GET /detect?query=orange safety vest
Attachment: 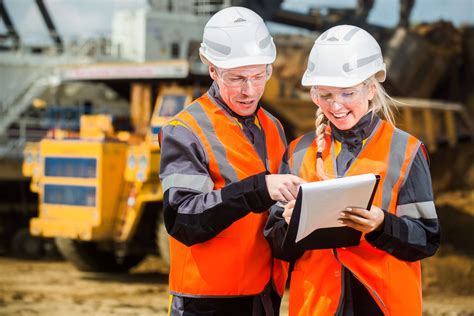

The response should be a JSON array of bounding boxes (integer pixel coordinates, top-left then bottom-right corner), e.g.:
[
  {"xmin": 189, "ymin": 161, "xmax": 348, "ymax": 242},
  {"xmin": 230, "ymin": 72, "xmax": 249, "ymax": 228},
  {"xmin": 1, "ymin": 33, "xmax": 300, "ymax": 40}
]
[
  {"xmin": 287, "ymin": 120, "xmax": 422, "ymax": 316},
  {"xmin": 168, "ymin": 93, "xmax": 288, "ymax": 297}
]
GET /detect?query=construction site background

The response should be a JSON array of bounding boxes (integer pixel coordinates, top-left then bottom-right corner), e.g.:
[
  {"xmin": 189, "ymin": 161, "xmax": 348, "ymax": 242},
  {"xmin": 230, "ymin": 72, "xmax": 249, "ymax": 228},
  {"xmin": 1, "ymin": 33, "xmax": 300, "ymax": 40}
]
[{"xmin": 0, "ymin": 1, "xmax": 472, "ymax": 315}]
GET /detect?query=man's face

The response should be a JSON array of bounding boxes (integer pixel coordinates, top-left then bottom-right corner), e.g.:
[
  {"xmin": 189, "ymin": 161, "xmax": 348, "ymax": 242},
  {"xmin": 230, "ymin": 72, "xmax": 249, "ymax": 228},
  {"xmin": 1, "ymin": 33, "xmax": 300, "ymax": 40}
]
[{"xmin": 210, "ymin": 64, "xmax": 268, "ymax": 117}]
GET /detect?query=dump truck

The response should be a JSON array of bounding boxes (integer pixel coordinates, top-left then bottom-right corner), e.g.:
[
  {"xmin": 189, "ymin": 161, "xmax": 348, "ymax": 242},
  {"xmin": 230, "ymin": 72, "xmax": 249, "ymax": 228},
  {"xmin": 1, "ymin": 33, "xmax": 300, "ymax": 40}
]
[{"xmin": 22, "ymin": 84, "xmax": 195, "ymax": 271}]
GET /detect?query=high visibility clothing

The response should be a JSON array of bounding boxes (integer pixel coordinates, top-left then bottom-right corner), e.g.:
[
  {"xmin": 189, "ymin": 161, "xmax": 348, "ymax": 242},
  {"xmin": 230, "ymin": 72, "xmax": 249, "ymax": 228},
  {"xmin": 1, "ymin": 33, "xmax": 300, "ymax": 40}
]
[
  {"xmin": 287, "ymin": 120, "xmax": 423, "ymax": 315},
  {"xmin": 167, "ymin": 92, "xmax": 288, "ymax": 297}
]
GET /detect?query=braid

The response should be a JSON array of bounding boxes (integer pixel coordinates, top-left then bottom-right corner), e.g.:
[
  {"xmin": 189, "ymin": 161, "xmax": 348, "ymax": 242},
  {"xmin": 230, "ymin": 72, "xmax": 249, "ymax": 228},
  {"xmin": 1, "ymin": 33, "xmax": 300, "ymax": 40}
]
[{"xmin": 315, "ymin": 107, "xmax": 329, "ymax": 180}]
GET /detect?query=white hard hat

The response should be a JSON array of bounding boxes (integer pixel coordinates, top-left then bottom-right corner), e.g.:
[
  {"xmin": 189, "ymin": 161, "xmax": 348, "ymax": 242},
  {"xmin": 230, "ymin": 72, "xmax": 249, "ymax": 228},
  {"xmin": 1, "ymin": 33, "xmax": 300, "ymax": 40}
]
[
  {"xmin": 199, "ymin": 6, "xmax": 276, "ymax": 69},
  {"xmin": 302, "ymin": 25, "xmax": 386, "ymax": 88}
]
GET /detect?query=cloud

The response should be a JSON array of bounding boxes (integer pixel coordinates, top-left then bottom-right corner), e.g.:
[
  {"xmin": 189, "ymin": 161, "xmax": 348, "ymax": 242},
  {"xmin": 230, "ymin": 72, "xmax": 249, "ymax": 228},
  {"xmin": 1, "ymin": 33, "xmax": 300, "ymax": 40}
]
[
  {"xmin": 46, "ymin": 1, "xmax": 112, "ymax": 39},
  {"xmin": 4, "ymin": 0, "xmax": 147, "ymax": 45}
]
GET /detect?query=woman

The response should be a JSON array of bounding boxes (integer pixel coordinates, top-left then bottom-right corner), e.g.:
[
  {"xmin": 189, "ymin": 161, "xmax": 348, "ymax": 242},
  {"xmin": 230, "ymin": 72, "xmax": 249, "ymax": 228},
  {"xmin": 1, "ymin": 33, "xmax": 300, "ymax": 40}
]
[{"xmin": 265, "ymin": 25, "xmax": 440, "ymax": 315}]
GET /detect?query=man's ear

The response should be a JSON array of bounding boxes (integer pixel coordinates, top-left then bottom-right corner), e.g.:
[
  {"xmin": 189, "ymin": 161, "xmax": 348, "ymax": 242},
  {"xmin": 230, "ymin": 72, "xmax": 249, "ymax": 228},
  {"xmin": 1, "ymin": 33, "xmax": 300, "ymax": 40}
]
[
  {"xmin": 266, "ymin": 64, "xmax": 273, "ymax": 79},
  {"xmin": 209, "ymin": 65, "xmax": 218, "ymax": 81}
]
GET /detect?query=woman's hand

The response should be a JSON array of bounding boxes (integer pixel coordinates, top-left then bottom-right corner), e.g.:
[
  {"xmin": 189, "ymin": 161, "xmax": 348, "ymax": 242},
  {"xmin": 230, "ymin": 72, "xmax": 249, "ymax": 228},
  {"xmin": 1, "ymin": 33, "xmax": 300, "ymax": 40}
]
[
  {"xmin": 337, "ymin": 205, "xmax": 385, "ymax": 233},
  {"xmin": 282, "ymin": 199, "xmax": 296, "ymax": 225}
]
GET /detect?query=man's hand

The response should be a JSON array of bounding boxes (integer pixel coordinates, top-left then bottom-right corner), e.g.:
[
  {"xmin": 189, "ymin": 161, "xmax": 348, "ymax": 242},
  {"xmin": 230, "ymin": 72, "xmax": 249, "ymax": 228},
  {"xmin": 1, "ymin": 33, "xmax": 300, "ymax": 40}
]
[
  {"xmin": 337, "ymin": 205, "xmax": 385, "ymax": 233},
  {"xmin": 265, "ymin": 174, "xmax": 305, "ymax": 202}
]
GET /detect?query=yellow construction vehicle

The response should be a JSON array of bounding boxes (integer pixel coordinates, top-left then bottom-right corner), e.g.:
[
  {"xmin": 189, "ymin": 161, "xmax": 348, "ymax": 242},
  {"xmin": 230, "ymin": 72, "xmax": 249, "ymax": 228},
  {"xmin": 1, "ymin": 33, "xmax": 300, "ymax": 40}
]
[{"xmin": 22, "ymin": 84, "xmax": 193, "ymax": 271}]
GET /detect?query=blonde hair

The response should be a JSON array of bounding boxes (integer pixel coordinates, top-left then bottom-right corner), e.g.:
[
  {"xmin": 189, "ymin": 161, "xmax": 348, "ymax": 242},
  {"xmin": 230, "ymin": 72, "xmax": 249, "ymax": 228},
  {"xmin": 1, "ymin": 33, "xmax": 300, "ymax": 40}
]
[
  {"xmin": 315, "ymin": 107, "xmax": 330, "ymax": 180},
  {"xmin": 313, "ymin": 75, "xmax": 396, "ymax": 180},
  {"xmin": 365, "ymin": 76, "xmax": 396, "ymax": 126}
]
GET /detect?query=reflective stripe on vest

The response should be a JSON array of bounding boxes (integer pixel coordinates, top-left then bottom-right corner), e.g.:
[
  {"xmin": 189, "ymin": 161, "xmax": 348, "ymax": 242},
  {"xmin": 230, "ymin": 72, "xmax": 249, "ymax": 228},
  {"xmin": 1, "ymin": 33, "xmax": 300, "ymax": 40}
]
[
  {"xmin": 261, "ymin": 108, "xmax": 287, "ymax": 148},
  {"xmin": 187, "ymin": 102, "xmax": 239, "ymax": 184},
  {"xmin": 290, "ymin": 131, "xmax": 315, "ymax": 176},
  {"xmin": 287, "ymin": 121, "xmax": 422, "ymax": 316},
  {"xmin": 166, "ymin": 93, "xmax": 288, "ymax": 297},
  {"xmin": 162, "ymin": 173, "xmax": 214, "ymax": 194}
]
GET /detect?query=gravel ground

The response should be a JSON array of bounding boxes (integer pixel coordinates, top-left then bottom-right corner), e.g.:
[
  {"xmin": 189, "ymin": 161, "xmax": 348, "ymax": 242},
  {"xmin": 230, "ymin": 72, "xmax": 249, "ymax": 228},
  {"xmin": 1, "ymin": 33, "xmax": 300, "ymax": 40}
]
[{"xmin": 1, "ymin": 255, "xmax": 473, "ymax": 316}]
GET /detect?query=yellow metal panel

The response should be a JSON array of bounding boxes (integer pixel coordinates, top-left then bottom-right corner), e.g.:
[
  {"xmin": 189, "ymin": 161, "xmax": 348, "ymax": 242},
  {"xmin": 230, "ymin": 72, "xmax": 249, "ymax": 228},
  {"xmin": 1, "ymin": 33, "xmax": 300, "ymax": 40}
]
[
  {"xmin": 30, "ymin": 218, "xmax": 94, "ymax": 240},
  {"xmin": 42, "ymin": 178, "xmax": 97, "ymax": 185},
  {"xmin": 124, "ymin": 144, "xmax": 161, "ymax": 183},
  {"xmin": 39, "ymin": 204, "xmax": 97, "ymax": 223},
  {"xmin": 116, "ymin": 182, "xmax": 163, "ymax": 242},
  {"xmin": 41, "ymin": 139, "xmax": 104, "ymax": 156},
  {"xmin": 97, "ymin": 142, "xmax": 127, "ymax": 237},
  {"xmin": 33, "ymin": 139, "xmax": 127, "ymax": 241},
  {"xmin": 80, "ymin": 115, "xmax": 115, "ymax": 139},
  {"xmin": 131, "ymin": 83, "xmax": 152, "ymax": 136}
]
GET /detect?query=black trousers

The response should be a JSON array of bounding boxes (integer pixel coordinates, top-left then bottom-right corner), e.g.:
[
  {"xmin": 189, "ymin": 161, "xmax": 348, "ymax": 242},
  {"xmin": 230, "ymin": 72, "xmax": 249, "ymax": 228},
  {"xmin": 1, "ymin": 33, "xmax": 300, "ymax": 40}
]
[
  {"xmin": 169, "ymin": 289, "xmax": 281, "ymax": 316},
  {"xmin": 341, "ymin": 269, "xmax": 384, "ymax": 316}
]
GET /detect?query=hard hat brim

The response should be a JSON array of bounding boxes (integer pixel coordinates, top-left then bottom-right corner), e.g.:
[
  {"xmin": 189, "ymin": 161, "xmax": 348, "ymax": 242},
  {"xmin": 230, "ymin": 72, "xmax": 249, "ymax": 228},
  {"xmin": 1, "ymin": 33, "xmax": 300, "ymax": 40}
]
[
  {"xmin": 302, "ymin": 69, "xmax": 386, "ymax": 88},
  {"xmin": 209, "ymin": 55, "xmax": 276, "ymax": 69}
]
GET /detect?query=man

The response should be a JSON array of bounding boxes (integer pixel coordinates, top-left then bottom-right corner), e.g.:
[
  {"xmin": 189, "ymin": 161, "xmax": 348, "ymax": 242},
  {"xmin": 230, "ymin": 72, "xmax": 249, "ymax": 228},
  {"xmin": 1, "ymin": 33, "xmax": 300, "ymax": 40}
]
[{"xmin": 159, "ymin": 6, "xmax": 304, "ymax": 316}]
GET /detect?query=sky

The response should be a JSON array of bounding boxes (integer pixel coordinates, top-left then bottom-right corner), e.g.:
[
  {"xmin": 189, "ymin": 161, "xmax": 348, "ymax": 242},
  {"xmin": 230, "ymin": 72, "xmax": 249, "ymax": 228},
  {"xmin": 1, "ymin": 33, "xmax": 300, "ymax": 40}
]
[{"xmin": 1, "ymin": 0, "xmax": 473, "ymax": 46}]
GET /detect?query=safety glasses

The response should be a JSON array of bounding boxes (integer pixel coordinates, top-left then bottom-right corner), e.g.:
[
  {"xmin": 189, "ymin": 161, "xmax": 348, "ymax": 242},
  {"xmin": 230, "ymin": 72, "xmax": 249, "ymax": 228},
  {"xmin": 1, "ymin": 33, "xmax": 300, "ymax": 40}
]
[
  {"xmin": 215, "ymin": 65, "xmax": 271, "ymax": 88},
  {"xmin": 310, "ymin": 83, "xmax": 367, "ymax": 106}
]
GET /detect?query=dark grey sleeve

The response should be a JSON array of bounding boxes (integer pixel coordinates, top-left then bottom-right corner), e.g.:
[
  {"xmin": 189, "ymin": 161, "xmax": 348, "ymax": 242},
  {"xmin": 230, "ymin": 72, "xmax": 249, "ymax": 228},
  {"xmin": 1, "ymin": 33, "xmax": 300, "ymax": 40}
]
[
  {"xmin": 366, "ymin": 146, "xmax": 440, "ymax": 261},
  {"xmin": 264, "ymin": 149, "xmax": 305, "ymax": 261},
  {"xmin": 159, "ymin": 123, "xmax": 274, "ymax": 247}
]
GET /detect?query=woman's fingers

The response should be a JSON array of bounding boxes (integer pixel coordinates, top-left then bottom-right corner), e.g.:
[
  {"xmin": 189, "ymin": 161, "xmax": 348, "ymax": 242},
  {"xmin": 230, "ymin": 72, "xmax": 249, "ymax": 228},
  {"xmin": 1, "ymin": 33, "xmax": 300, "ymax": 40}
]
[{"xmin": 338, "ymin": 207, "xmax": 385, "ymax": 233}]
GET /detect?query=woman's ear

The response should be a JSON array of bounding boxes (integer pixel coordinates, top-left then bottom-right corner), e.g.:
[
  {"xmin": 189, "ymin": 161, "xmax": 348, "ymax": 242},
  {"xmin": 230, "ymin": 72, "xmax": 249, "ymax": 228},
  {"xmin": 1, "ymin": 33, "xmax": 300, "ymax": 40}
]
[
  {"xmin": 209, "ymin": 65, "xmax": 218, "ymax": 81},
  {"xmin": 310, "ymin": 87, "xmax": 321, "ymax": 107},
  {"xmin": 367, "ymin": 82, "xmax": 376, "ymax": 101}
]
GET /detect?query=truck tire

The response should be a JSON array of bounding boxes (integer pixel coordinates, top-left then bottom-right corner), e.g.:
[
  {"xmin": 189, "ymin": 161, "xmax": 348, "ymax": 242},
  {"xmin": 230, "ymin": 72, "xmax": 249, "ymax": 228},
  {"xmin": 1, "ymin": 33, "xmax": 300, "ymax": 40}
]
[
  {"xmin": 11, "ymin": 228, "xmax": 45, "ymax": 259},
  {"xmin": 156, "ymin": 212, "xmax": 170, "ymax": 270},
  {"xmin": 55, "ymin": 238, "xmax": 145, "ymax": 272}
]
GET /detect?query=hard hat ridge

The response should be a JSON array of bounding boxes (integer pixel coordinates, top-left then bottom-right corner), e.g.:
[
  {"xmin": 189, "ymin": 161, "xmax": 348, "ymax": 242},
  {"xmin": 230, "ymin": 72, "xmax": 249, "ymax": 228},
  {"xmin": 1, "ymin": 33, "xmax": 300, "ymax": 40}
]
[{"xmin": 200, "ymin": 6, "xmax": 276, "ymax": 69}]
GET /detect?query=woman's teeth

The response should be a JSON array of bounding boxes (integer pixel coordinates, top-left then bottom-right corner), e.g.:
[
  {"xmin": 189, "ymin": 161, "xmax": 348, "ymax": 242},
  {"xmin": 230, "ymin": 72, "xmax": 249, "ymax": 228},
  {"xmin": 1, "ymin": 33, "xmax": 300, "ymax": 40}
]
[{"xmin": 333, "ymin": 112, "xmax": 348, "ymax": 118}]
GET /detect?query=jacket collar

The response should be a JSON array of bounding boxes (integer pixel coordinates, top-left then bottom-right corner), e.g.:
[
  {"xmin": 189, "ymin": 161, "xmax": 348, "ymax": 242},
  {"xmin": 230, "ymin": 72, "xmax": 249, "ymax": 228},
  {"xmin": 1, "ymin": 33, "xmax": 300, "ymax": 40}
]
[{"xmin": 331, "ymin": 112, "xmax": 380, "ymax": 148}]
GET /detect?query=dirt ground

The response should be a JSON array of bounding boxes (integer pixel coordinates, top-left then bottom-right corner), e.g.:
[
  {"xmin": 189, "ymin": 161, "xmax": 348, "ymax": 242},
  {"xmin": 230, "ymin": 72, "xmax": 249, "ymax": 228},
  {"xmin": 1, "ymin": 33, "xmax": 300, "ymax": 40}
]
[
  {"xmin": 0, "ymin": 256, "xmax": 170, "ymax": 316},
  {"xmin": 0, "ymin": 253, "xmax": 473, "ymax": 316}
]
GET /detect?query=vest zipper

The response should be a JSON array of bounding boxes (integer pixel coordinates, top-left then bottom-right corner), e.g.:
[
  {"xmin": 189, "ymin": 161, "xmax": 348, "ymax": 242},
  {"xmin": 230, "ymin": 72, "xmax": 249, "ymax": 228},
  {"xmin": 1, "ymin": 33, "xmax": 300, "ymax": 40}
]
[{"xmin": 332, "ymin": 248, "xmax": 389, "ymax": 315}]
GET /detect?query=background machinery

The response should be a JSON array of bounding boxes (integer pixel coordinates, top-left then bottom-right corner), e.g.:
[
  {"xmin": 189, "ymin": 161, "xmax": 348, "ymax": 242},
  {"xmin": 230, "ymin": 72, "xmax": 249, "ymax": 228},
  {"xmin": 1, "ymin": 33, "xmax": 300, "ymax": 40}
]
[{"xmin": 22, "ymin": 84, "xmax": 194, "ymax": 271}]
